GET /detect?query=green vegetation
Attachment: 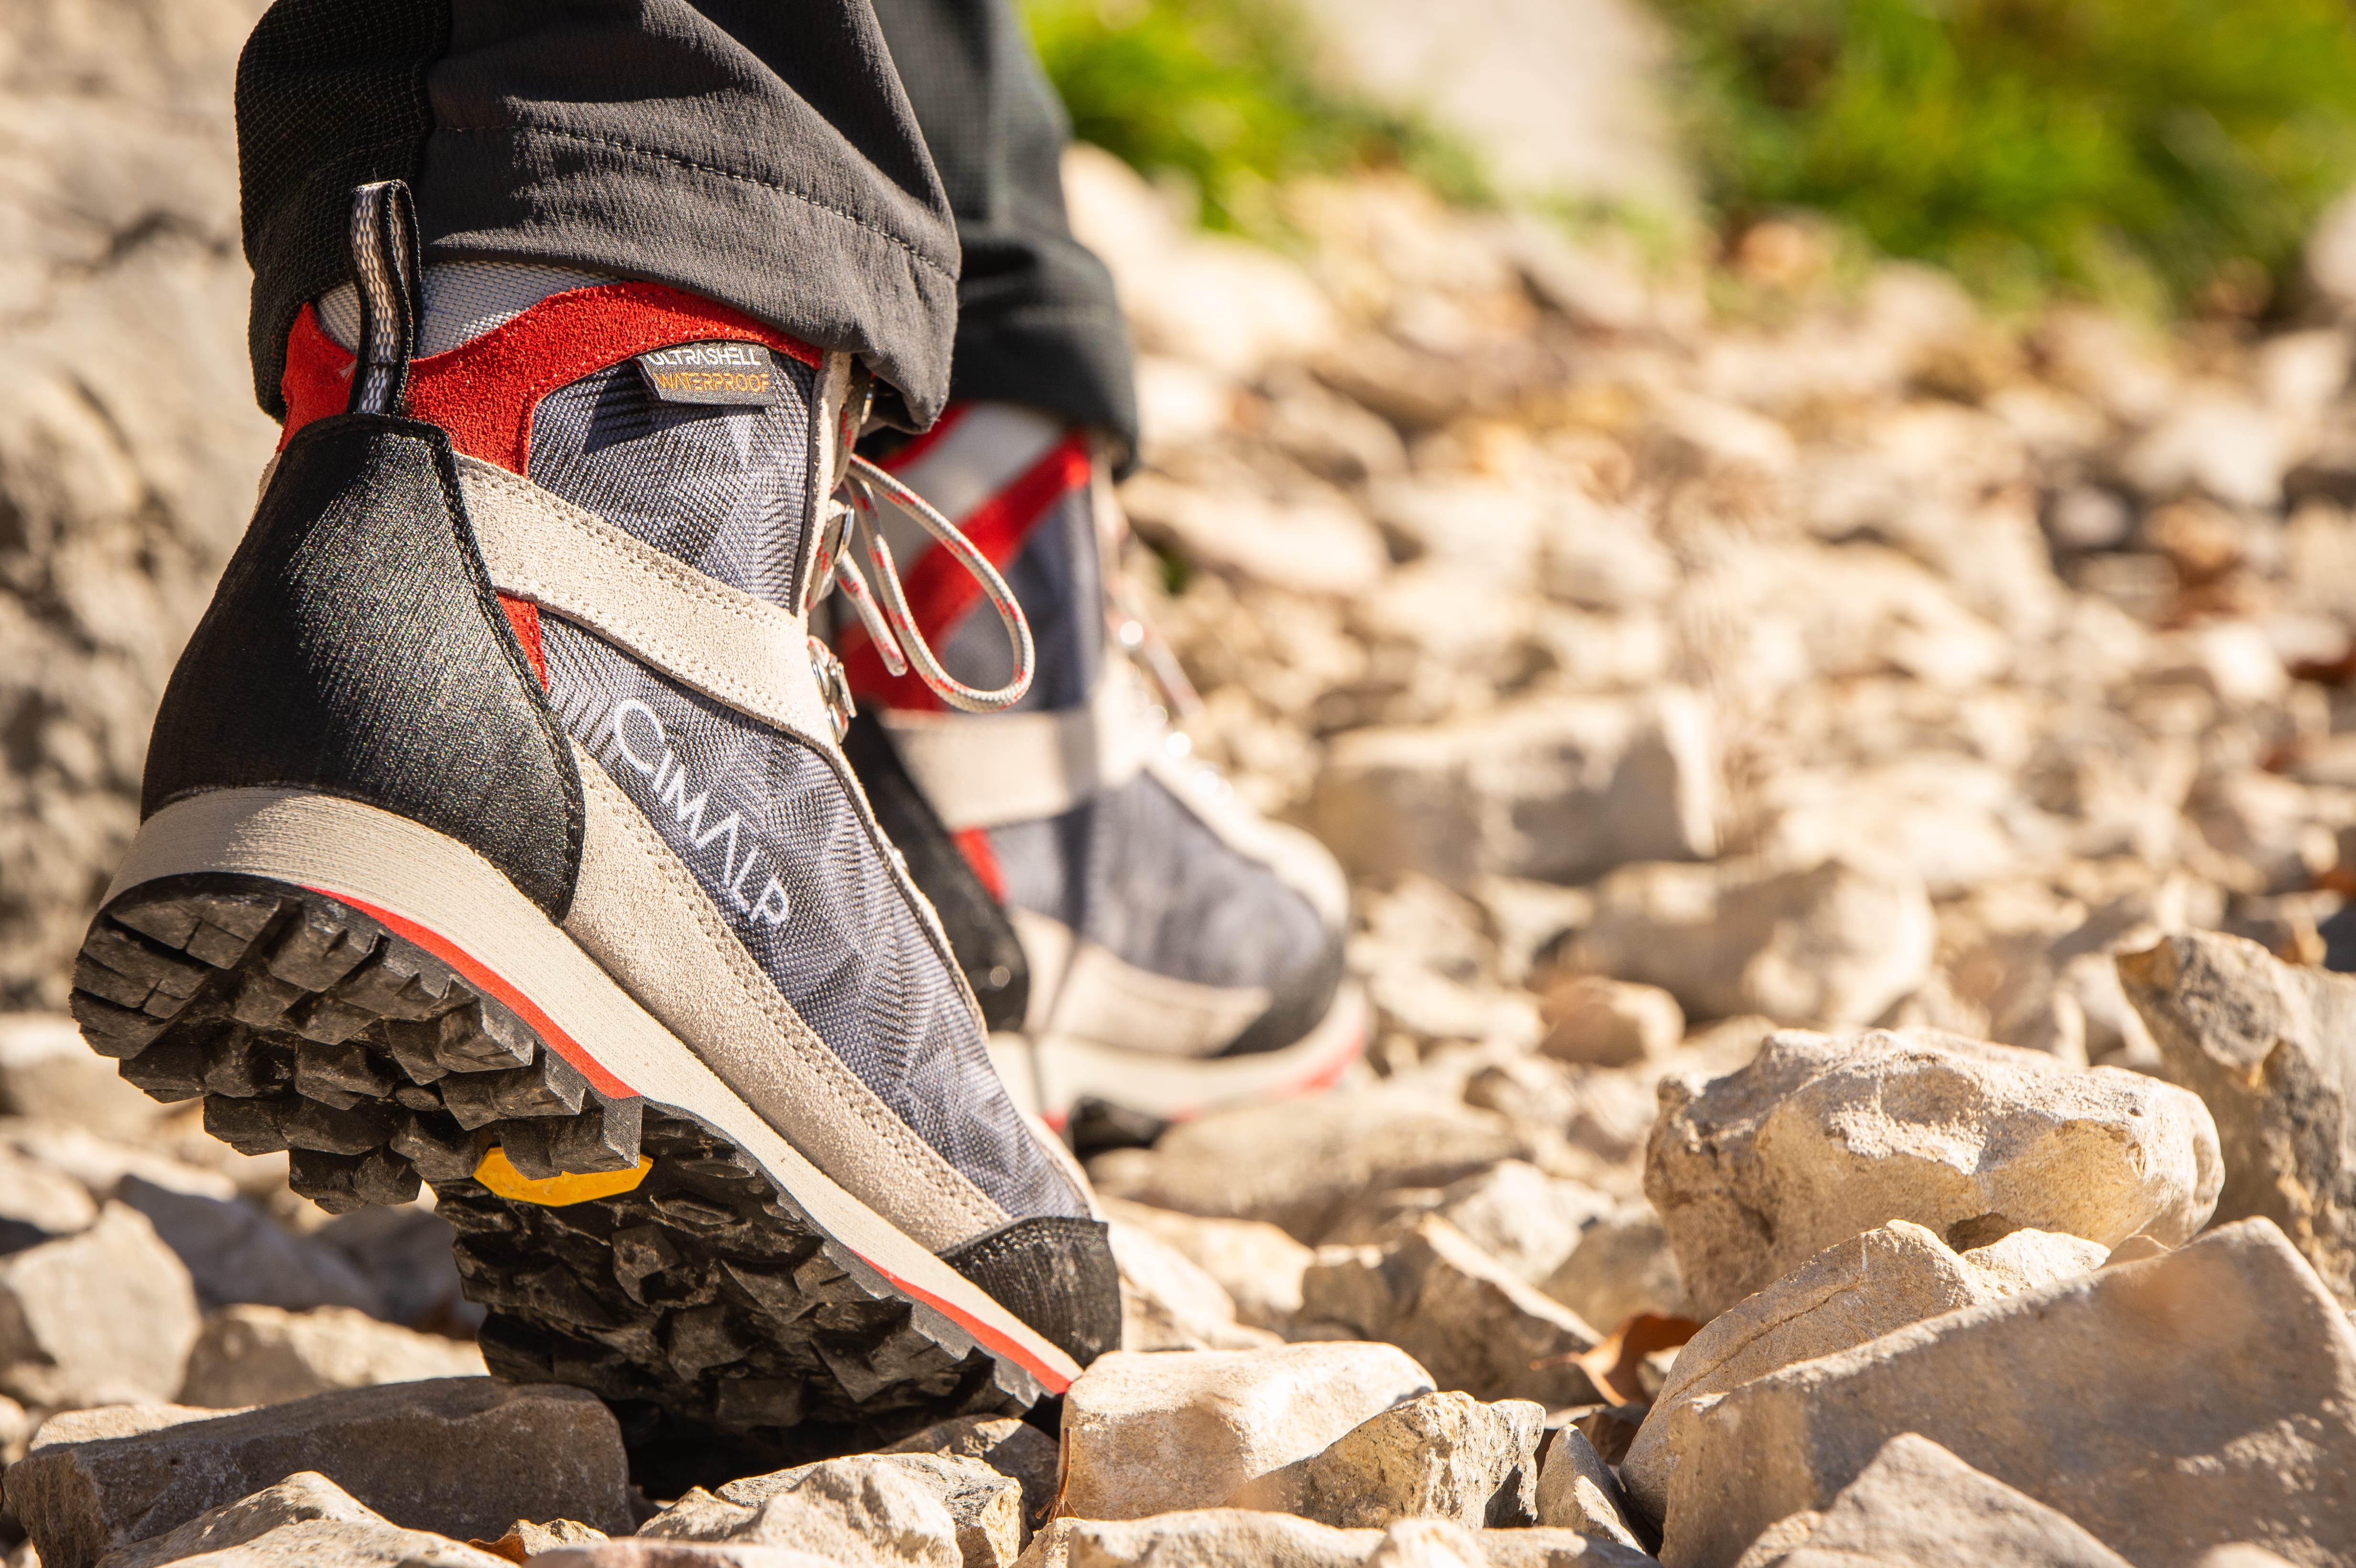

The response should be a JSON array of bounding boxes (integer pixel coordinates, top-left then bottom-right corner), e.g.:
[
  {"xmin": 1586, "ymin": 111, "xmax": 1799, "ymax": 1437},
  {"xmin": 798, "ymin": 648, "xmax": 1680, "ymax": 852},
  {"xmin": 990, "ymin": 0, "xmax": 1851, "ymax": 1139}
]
[
  {"xmin": 1655, "ymin": 0, "xmax": 2356, "ymax": 313},
  {"xmin": 1021, "ymin": 0, "xmax": 1484, "ymax": 232}
]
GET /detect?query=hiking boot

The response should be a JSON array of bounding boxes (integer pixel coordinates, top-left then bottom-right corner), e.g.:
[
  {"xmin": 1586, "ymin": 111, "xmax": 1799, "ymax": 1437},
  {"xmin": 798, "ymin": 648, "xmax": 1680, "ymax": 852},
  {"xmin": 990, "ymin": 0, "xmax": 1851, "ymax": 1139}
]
[
  {"xmin": 831, "ymin": 402, "xmax": 1365, "ymax": 1144},
  {"xmin": 67, "ymin": 185, "xmax": 1116, "ymax": 1487}
]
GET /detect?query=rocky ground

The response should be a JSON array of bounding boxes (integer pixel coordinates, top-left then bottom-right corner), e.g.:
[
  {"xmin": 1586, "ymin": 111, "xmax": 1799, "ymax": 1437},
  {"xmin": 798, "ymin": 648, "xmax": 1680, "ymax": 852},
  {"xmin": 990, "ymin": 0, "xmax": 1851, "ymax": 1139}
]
[{"xmin": 11, "ymin": 2, "xmax": 2356, "ymax": 1566}]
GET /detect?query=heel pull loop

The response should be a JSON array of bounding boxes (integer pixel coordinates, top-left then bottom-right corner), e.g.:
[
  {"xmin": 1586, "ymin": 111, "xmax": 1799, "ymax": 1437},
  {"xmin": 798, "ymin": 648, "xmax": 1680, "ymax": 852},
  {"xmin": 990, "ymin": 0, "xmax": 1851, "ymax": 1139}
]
[
  {"xmin": 346, "ymin": 181, "xmax": 422, "ymax": 417},
  {"xmin": 844, "ymin": 455, "xmax": 1036, "ymax": 714}
]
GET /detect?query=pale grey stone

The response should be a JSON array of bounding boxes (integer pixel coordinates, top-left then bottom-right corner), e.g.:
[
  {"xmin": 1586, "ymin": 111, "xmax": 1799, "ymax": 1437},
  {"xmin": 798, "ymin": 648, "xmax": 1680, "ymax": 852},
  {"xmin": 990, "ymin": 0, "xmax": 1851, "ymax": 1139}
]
[
  {"xmin": 0, "ymin": 1201, "xmax": 199, "ymax": 1408},
  {"xmin": 112, "ymin": 1178, "xmax": 384, "ymax": 1318},
  {"xmin": 9, "ymin": 1377, "xmax": 631, "ymax": 1568},
  {"xmin": 1310, "ymin": 692, "xmax": 1717, "ymax": 889},
  {"xmin": 699, "ymin": 1454, "xmax": 1020, "ymax": 1568},
  {"xmin": 532, "ymin": 1546, "xmax": 848, "ymax": 1568},
  {"xmin": 0, "ymin": 1139, "xmax": 98, "ymax": 1251},
  {"xmin": 1233, "ymin": 1391, "xmax": 1544, "ymax": 1529},
  {"xmin": 1535, "ymin": 1428, "xmax": 1644, "ymax": 1551},
  {"xmin": 1645, "ymin": 1028, "xmax": 2223, "ymax": 1318},
  {"xmin": 1300, "ymin": 1218, "xmax": 1604, "ymax": 1405},
  {"xmin": 1731, "ymin": 1434, "xmax": 2129, "ymax": 1568},
  {"xmin": 1095, "ymin": 1200, "xmax": 1312, "ymax": 1333},
  {"xmin": 1657, "ymin": 1221, "xmax": 2356, "ymax": 1568},
  {"xmin": 177, "ymin": 1304, "xmax": 485, "ymax": 1407},
  {"xmin": 882, "ymin": 1415, "xmax": 1061, "ymax": 1538},
  {"xmin": 1060, "ymin": 1342, "xmax": 1435, "ymax": 1521},
  {"xmin": 1087, "ymin": 1082, "xmax": 1527, "ymax": 1242},
  {"xmin": 1622, "ymin": 1220, "xmax": 2105, "ymax": 1524},
  {"xmin": 93, "ymin": 1469, "xmax": 506, "ymax": 1563},
  {"xmin": 0, "ymin": 1013, "xmax": 166, "ymax": 1142},
  {"xmin": 1567, "ymin": 860, "xmax": 1933, "ymax": 1031},
  {"xmin": 2117, "ymin": 930, "xmax": 2356, "ymax": 1303},
  {"xmin": 1538, "ymin": 1203, "xmax": 1684, "ymax": 1332},
  {"xmin": 639, "ymin": 1457, "xmax": 961, "ymax": 1568},
  {"xmin": 1107, "ymin": 1220, "xmax": 1276, "ymax": 1352}
]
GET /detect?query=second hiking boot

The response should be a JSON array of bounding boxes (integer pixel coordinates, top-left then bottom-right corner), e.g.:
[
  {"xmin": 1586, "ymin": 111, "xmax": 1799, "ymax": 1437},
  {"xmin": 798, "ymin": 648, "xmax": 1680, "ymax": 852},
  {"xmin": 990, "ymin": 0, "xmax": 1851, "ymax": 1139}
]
[
  {"xmin": 66, "ymin": 185, "xmax": 1116, "ymax": 1486},
  {"xmin": 832, "ymin": 402, "xmax": 1366, "ymax": 1141}
]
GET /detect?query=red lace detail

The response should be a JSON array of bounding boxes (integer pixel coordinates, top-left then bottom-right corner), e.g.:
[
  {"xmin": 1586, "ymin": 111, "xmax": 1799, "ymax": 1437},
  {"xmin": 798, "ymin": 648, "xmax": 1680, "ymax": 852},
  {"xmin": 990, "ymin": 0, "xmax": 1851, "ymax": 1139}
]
[
  {"xmin": 840, "ymin": 432, "xmax": 1092, "ymax": 711},
  {"xmin": 953, "ymin": 827, "xmax": 1006, "ymax": 902},
  {"xmin": 277, "ymin": 283, "xmax": 821, "ymax": 473}
]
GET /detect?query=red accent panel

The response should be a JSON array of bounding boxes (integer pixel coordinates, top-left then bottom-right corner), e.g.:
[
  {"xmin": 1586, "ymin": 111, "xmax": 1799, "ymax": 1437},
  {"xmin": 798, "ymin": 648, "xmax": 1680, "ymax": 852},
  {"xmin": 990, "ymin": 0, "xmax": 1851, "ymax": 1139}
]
[
  {"xmin": 499, "ymin": 594, "xmax": 548, "ymax": 686},
  {"xmin": 953, "ymin": 827, "xmax": 1006, "ymax": 902},
  {"xmin": 315, "ymin": 885, "xmax": 1071, "ymax": 1393},
  {"xmin": 874, "ymin": 401, "xmax": 971, "ymax": 474},
  {"xmin": 277, "ymin": 283, "xmax": 822, "ymax": 474},
  {"xmin": 278, "ymin": 305, "xmax": 353, "ymax": 449},
  {"xmin": 840, "ymin": 432, "xmax": 1093, "ymax": 711}
]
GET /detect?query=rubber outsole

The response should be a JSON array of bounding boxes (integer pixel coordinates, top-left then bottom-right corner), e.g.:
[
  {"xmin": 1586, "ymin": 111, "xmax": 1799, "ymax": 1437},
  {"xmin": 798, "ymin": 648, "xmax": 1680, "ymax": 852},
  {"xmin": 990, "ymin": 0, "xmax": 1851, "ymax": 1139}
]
[{"xmin": 72, "ymin": 871, "xmax": 1026, "ymax": 1490}]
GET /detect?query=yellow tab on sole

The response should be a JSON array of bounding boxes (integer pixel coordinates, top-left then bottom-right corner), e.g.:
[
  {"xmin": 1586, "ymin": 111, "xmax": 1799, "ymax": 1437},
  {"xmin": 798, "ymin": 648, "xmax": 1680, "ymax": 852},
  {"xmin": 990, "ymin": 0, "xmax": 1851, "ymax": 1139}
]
[{"xmin": 475, "ymin": 1146, "xmax": 654, "ymax": 1207}]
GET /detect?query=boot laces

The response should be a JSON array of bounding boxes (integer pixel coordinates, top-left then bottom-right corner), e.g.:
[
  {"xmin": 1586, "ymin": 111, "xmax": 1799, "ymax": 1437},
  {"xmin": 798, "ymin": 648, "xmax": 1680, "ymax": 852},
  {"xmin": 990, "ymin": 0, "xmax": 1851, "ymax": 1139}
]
[{"xmin": 806, "ymin": 456, "xmax": 1037, "ymax": 733}]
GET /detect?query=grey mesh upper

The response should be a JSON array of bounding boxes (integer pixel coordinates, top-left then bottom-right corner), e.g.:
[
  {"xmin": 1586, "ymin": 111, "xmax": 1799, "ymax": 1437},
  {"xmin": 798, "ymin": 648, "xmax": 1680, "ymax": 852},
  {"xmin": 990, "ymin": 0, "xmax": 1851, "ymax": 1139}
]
[{"xmin": 523, "ymin": 349, "xmax": 1083, "ymax": 1222}]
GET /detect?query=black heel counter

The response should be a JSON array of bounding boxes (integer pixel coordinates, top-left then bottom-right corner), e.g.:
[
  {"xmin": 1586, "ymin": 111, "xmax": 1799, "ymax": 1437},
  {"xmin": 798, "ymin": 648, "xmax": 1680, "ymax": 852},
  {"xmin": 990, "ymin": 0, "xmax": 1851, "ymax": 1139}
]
[{"xmin": 143, "ymin": 414, "xmax": 585, "ymax": 918}]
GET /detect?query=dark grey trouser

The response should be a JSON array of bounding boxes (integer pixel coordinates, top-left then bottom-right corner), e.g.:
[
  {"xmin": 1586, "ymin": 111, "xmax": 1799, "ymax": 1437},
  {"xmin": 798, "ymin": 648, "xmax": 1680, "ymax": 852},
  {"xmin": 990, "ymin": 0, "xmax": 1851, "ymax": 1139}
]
[{"xmin": 236, "ymin": 0, "xmax": 1134, "ymax": 446}]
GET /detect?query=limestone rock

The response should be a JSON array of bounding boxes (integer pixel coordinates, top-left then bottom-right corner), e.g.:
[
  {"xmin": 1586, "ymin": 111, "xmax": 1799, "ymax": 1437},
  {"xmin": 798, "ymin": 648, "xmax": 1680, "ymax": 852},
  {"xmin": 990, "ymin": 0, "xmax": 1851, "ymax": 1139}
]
[
  {"xmin": 1044, "ymin": 1510, "xmax": 1377, "ymax": 1568},
  {"xmin": 8, "ymin": 1376, "xmax": 631, "ymax": 1568},
  {"xmin": 1476, "ymin": 1527, "xmax": 1660, "ymax": 1567},
  {"xmin": 0, "ymin": 1200, "xmax": 199, "ymax": 1407},
  {"xmin": 1568, "ymin": 859, "xmax": 1934, "ymax": 1030},
  {"xmin": 1059, "ymin": 1342, "xmax": 1435, "ymax": 1520},
  {"xmin": 690, "ymin": 1454, "xmax": 1021, "ymax": 1568},
  {"xmin": 1538, "ymin": 1202, "xmax": 1685, "ymax": 1330},
  {"xmin": 0, "ymin": 1013, "xmax": 163, "ymax": 1142},
  {"xmin": 113, "ymin": 1177, "xmax": 384, "ymax": 1317},
  {"xmin": 1310, "ymin": 692, "xmax": 1717, "ymax": 889},
  {"xmin": 1232, "ymin": 1391, "xmax": 1544, "ymax": 1529},
  {"xmin": 95, "ymin": 1470, "xmax": 503, "ymax": 1568},
  {"xmin": 1645, "ymin": 1028, "xmax": 2222, "ymax": 1317},
  {"xmin": 1538, "ymin": 980, "xmax": 1684, "ymax": 1069},
  {"xmin": 473, "ymin": 1518, "xmax": 610, "ymax": 1560},
  {"xmin": 28, "ymin": 1403, "xmax": 236, "ymax": 1449},
  {"xmin": 1088, "ymin": 1083, "xmax": 1527, "ymax": 1242},
  {"xmin": 1324, "ymin": 1164, "xmax": 1614, "ymax": 1286},
  {"xmin": 2116, "ymin": 930, "xmax": 2356, "ymax": 1302},
  {"xmin": 1621, "ymin": 1220, "xmax": 2106, "ymax": 1524},
  {"xmin": 311, "ymin": 1204, "xmax": 475, "ymax": 1331},
  {"xmin": 178, "ymin": 1304, "xmax": 485, "ymax": 1406},
  {"xmin": 882, "ymin": 1416, "xmax": 1061, "ymax": 1537},
  {"xmin": 1298, "ymin": 1218, "xmax": 1604, "ymax": 1405},
  {"xmin": 107, "ymin": 1515, "xmax": 507, "ymax": 1567},
  {"xmin": 1361, "ymin": 1519, "xmax": 1489, "ymax": 1568},
  {"xmin": 1730, "ymin": 1434, "xmax": 2129, "ymax": 1568},
  {"xmin": 1657, "ymin": 1220, "xmax": 2356, "ymax": 1568},
  {"xmin": 1534, "ymin": 1429, "xmax": 1644, "ymax": 1552},
  {"xmin": 532, "ymin": 1546, "xmax": 849, "ymax": 1568},
  {"xmin": 0, "ymin": 1137, "xmax": 98, "ymax": 1251},
  {"xmin": 1095, "ymin": 1200, "xmax": 1312, "ymax": 1332},
  {"xmin": 1108, "ymin": 1220, "xmax": 1277, "ymax": 1351}
]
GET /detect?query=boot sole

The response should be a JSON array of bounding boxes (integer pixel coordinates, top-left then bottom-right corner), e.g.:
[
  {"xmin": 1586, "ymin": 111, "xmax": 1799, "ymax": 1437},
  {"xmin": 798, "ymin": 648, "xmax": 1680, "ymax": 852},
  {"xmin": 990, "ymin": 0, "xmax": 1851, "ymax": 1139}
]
[{"xmin": 71, "ymin": 787, "xmax": 1074, "ymax": 1487}]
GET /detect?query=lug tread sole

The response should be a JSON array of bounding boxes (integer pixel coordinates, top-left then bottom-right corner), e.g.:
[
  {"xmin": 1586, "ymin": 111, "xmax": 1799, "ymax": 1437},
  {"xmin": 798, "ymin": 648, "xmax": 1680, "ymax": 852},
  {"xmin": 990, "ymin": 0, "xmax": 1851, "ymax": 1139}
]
[{"xmin": 72, "ymin": 872, "xmax": 1021, "ymax": 1486}]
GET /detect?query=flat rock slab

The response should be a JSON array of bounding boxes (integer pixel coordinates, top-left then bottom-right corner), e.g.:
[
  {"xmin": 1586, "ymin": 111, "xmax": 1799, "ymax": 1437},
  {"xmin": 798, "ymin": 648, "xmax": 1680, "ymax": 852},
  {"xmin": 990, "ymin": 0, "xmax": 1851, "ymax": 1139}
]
[
  {"xmin": 94, "ymin": 1469, "xmax": 505, "ymax": 1568},
  {"xmin": 1622, "ymin": 1220, "xmax": 2105, "ymax": 1522},
  {"xmin": 1233, "ymin": 1391, "xmax": 1544, "ymax": 1529},
  {"xmin": 0, "ymin": 1200, "xmax": 199, "ymax": 1408},
  {"xmin": 1027, "ymin": 1510, "xmax": 1658, "ymax": 1568},
  {"xmin": 638, "ymin": 1455, "xmax": 965, "ymax": 1568},
  {"xmin": 9, "ymin": 1375, "xmax": 632, "ymax": 1568},
  {"xmin": 1646, "ymin": 1027, "xmax": 2221, "ymax": 1317},
  {"xmin": 178, "ymin": 1303, "xmax": 485, "ymax": 1407},
  {"xmin": 1734, "ymin": 1434, "xmax": 2129, "ymax": 1568},
  {"xmin": 1088, "ymin": 1083, "xmax": 1528, "ymax": 1242},
  {"xmin": 882, "ymin": 1415, "xmax": 1062, "ymax": 1536},
  {"xmin": 1658, "ymin": 1220, "xmax": 2356, "ymax": 1568},
  {"xmin": 1301, "ymin": 1218, "xmax": 1605, "ymax": 1406},
  {"xmin": 1061, "ymin": 1342, "xmax": 1435, "ymax": 1520},
  {"xmin": 533, "ymin": 1546, "xmax": 850, "ymax": 1568},
  {"xmin": 2118, "ymin": 930, "xmax": 2356, "ymax": 1303}
]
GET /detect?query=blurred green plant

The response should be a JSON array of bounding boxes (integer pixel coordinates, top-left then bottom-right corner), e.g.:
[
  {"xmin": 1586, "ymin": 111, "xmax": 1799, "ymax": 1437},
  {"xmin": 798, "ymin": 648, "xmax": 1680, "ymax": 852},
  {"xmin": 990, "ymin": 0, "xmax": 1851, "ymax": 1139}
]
[
  {"xmin": 1022, "ymin": 0, "xmax": 1486, "ymax": 232},
  {"xmin": 1654, "ymin": 0, "xmax": 2356, "ymax": 314}
]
